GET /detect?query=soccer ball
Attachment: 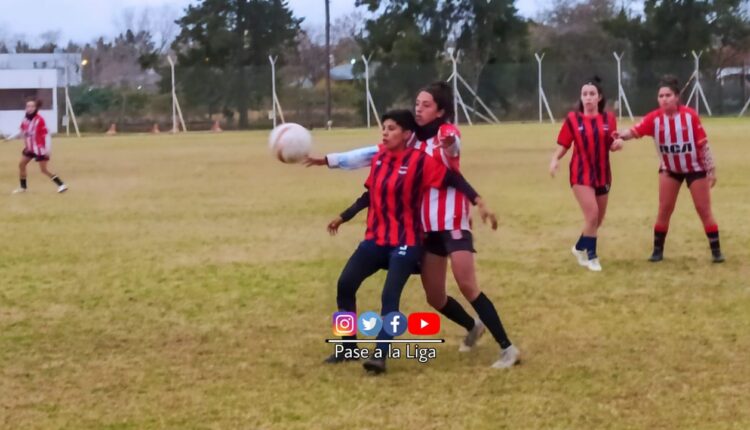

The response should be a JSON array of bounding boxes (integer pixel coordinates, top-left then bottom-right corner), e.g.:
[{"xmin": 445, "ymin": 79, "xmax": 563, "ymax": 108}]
[{"xmin": 268, "ymin": 123, "xmax": 312, "ymax": 163}]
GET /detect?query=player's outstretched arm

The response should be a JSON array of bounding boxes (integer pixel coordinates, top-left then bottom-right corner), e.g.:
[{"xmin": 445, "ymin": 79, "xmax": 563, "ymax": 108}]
[
  {"xmin": 442, "ymin": 170, "xmax": 498, "ymax": 230},
  {"xmin": 305, "ymin": 145, "xmax": 379, "ymax": 170},
  {"xmin": 328, "ymin": 191, "xmax": 371, "ymax": 235},
  {"xmin": 4, "ymin": 130, "xmax": 20, "ymax": 141}
]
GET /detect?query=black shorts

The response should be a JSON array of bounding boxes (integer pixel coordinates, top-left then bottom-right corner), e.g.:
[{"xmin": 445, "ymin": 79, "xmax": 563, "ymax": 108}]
[
  {"xmin": 423, "ymin": 230, "xmax": 476, "ymax": 257},
  {"xmin": 571, "ymin": 184, "xmax": 611, "ymax": 196},
  {"xmin": 22, "ymin": 149, "xmax": 49, "ymax": 162},
  {"xmin": 595, "ymin": 185, "xmax": 610, "ymax": 196},
  {"xmin": 660, "ymin": 169, "xmax": 707, "ymax": 187}
]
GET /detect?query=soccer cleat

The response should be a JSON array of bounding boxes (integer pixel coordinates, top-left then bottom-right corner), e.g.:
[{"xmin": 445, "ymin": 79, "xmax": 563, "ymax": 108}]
[
  {"xmin": 323, "ymin": 350, "xmax": 359, "ymax": 364},
  {"xmin": 586, "ymin": 258, "xmax": 602, "ymax": 272},
  {"xmin": 11, "ymin": 187, "xmax": 27, "ymax": 194},
  {"xmin": 459, "ymin": 319, "xmax": 486, "ymax": 352},
  {"xmin": 571, "ymin": 246, "xmax": 588, "ymax": 267},
  {"xmin": 57, "ymin": 184, "xmax": 68, "ymax": 193},
  {"xmin": 362, "ymin": 358, "xmax": 386, "ymax": 374},
  {"xmin": 491, "ymin": 345, "xmax": 521, "ymax": 369},
  {"xmin": 712, "ymin": 252, "xmax": 725, "ymax": 263},
  {"xmin": 649, "ymin": 250, "xmax": 664, "ymax": 262}
]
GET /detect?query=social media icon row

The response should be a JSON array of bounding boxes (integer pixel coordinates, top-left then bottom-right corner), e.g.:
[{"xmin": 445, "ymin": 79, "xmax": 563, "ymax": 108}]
[{"xmin": 332, "ymin": 311, "xmax": 440, "ymax": 337}]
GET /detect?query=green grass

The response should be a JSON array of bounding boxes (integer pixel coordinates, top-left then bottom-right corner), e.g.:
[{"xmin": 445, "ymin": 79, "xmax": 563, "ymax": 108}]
[{"xmin": 1, "ymin": 119, "xmax": 749, "ymax": 429}]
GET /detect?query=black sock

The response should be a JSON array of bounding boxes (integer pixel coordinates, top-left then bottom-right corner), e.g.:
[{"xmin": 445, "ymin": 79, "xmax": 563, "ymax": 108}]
[
  {"xmin": 20, "ymin": 178, "xmax": 27, "ymax": 189},
  {"xmin": 653, "ymin": 227, "xmax": 667, "ymax": 254},
  {"xmin": 51, "ymin": 176, "xmax": 64, "ymax": 186},
  {"xmin": 342, "ymin": 335, "xmax": 357, "ymax": 350},
  {"xmin": 438, "ymin": 296, "xmax": 475, "ymax": 332},
  {"xmin": 585, "ymin": 236, "xmax": 598, "ymax": 260},
  {"xmin": 575, "ymin": 234, "xmax": 585, "ymax": 251},
  {"xmin": 470, "ymin": 292, "xmax": 512, "ymax": 349},
  {"xmin": 706, "ymin": 229, "xmax": 721, "ymax": 255}
]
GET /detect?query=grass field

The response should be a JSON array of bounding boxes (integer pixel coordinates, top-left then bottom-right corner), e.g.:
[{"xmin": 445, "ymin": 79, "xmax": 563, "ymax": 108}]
[{"xmin": 1, "ymin": 119, "xmax": 749, "ymax": 429}]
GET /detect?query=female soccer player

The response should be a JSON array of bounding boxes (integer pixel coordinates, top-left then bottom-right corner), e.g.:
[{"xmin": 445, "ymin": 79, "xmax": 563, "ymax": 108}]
[
  {"xmin": 324, "ymin": 110, "xmax": 496, "ymax": 374},
  {"xmin": 549, "ymin": 77, "xmax": 618, "ymax": 272},
  {"xmin": 612, "ymin": 75, "xmax": 724, "ymax": 263},
  {"xmin": 308, "ymin": 82, "xmax": 520, "ymax": 370},
  {"xmin": 5, "ymin": 100, "xmax": 68, "ymax": 194}
]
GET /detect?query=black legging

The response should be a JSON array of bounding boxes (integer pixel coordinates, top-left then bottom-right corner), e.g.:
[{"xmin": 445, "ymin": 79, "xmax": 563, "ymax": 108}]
[{"xmin": 337, "ymin": 240, "xmax": 421, "ymax": 356}]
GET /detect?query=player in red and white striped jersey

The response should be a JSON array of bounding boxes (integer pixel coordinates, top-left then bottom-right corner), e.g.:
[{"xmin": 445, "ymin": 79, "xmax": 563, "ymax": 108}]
[
  {"xmin": 4, "ymin": 100, "xmax": 68, "ymax": 194},
  {"xmin": 614, "ymin": 75, "xmax": 724, "ymax": 262}
]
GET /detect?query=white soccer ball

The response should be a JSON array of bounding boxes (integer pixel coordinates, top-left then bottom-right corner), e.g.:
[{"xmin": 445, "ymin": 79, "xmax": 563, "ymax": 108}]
[{"xmin": 268, "ymin": 123, "xmax": 312, "ymax": 164}]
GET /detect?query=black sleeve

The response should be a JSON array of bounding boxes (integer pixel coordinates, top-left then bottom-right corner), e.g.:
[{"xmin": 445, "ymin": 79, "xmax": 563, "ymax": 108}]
[
  {"xmin": 442, "ymin": 170, "xmax": 480, "ymax": 205},
  {"xmin": 340, "ymin": 191, "xmax": 370, "ymax": 222}
]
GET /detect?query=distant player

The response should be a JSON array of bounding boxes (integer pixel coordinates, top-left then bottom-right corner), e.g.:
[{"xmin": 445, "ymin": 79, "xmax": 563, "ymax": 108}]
[
  {"xmin": 549, "ymin": 77, "xmax": 618, "ymax": 272},
  {"xmin": 613, "ymin": 75, "xmax": 724, "ymax": 262},
  {"xmin": 5, "ymin": 99, "xmax": 68, "ymax": 194},
  {"xmin": 325, "ymin": 109, "xmax": 497, "ymax": 375}
]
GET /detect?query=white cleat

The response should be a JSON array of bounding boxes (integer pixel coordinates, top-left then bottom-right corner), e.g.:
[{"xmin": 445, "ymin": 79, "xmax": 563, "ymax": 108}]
[
  {"xmin": 571, "ymin": 246, "xmax": 588, "ymax": 267},
  {"xmin": 491, "ymin": 344, "xmax": 521, "ymax": 369},
  {"xmin": 459, "ymin": 319, "xmax": 486, "ymax": 352},
  {"xmin": 11, "ymin": 187, "xmax": 26, "ymax": 194},
  {"xmin": 57, "ymin": 184, "xmax": 68, "ymax": 193},
  {"xmin": 586, "ymin": 258, "xmax": 602, "ymax": 272}
]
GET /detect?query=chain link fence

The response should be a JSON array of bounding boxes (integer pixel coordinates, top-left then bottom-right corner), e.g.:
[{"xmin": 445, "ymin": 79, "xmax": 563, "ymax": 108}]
[{"xmin": 63, "ymin": 56, "xmax": 750, "ymax": 133}]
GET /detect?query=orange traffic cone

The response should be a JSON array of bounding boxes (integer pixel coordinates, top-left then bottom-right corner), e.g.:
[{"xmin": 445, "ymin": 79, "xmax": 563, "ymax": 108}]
[
  {"xmin": 105, "ymin": 123, "xmax": 117, "ymax": 135},
  {"xmin": 211, "ymin": 120, "xmax": 223, "ymax": 132},
  {"xmin": 151, "ymin": 123, "xmax": 161, "ymax": 134}
]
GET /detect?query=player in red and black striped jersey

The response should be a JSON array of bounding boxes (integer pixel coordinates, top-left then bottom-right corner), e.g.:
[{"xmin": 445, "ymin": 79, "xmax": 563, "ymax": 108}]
[
  {"xmin": 324, "ymin": 110, "xmax": 498, "ymax": 374},
  {"xmin": 550, "ymin": 77, "xmax": 619, "ymax": 272},
  {"xmin": 614, "ymin": 75, "xmax": 724, "ymax": 263}
]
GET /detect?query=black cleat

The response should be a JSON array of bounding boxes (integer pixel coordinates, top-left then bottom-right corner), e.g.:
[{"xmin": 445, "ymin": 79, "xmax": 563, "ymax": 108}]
[
  {"xmin": 712, "ymin": 252, "xmax": 725, "ymax": 263},
  {"xmin": 648, "ymin": 250, "xmax": 663, "ymax": 262},
  {"xmin": 362, "ymin": 358, "xmax": 386, "ymax": 375}
]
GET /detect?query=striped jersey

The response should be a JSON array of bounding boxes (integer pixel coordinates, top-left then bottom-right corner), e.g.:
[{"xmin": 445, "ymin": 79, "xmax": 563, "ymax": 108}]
[
  {"xmin": 631, "ymin": 105, "xmax": 708, "ymax": 173},
  {"xmin": 412, "ymin": 135, "xmax": 471, "ymax": 232},
  {"xmin": 326, "ymin": 126, "xmax": 470, "ymax": 233},
  {"xmin": 557, "ymin": 111, "xmax": 617, "ymax": 188},
  {"xmin": 364, "ymin": 146, "xmax": 448, "ymax": 246},
  {"xmin": 20, "ymin": 114, "xmax": 50, "ymax": 157}
]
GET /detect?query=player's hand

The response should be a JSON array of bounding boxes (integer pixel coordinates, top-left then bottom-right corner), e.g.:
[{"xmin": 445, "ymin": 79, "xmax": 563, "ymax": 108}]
[
  {"xmin": 611, "ymin": 131, "xmax": 621, "ymax": 140},
  {"xmin": 303, "ymin": 156, "xmax": 327, "ymax": 167},
  {"xmin": 708, "ymin": 171, "xmax": 717, "ymax": 188},
  {"xmin": 327, "ymin": 216, "xmax": 344, "ymax": 235},
  {"xmin": 475, "ymin": 198, "xmax": 498, "ymax": 231},
  {"xmin": 611, "ymin": 139, "xmax": 624, "ymax": 152},
  {"xmin": 435, "ymin": 123, "xmax": 460, "ymax": 149},
  {"xmin": 549, "ymin": 157, "xmax": 559, "ymax": 177}
]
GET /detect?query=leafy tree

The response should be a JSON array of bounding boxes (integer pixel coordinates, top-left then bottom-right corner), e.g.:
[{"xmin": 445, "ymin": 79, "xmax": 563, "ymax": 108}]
[{"xmin": 171, "ymin": 0, "xmax": 301, "ymax": 128}]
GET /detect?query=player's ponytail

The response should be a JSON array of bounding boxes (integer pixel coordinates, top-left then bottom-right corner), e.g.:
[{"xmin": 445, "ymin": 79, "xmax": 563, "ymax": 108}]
[
  {"xmin": 578, "ymin": 76, "xmax": 606, "ymax": 113},
  {"xmin": 420, "ymin": 81, "xmax": 455, "ymax": 123}
]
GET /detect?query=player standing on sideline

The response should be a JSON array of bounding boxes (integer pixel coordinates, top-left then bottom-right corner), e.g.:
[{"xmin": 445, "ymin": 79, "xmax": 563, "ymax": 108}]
[
  {"xmin": 324, "ymin": 110, "xmax": 497, "ymax": 375},
  {"xmin": 612, "ymin": 75, "xmax": 724, "ymax": 263},
  {"xmin": 307, "ymin": 82, "xmax": 520, "ymax": 369},
  {"xmin": 4, "ymin": 100, "xmax": 68, "ymax": 194},
  {"xmin": 549, "ymin": 77, "xmax": 619, "ymax": 272}
]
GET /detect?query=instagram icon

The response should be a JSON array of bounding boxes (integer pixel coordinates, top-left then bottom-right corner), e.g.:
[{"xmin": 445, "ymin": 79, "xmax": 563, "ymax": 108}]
[{"xmin": 332, "ymin": 312, "xmax": 357, "ymax": 336}]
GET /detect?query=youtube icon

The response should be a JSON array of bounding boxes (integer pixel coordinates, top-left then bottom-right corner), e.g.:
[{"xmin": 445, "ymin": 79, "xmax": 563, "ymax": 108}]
[{"xmin": 407, "ymin": 312, "xmax": 441, "ymax": 336}]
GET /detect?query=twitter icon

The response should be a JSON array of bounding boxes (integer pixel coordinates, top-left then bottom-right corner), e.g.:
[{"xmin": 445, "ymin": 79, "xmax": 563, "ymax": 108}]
[{"xmin": 357, "ymin": 311, "xmax": 383, "ymax": 336}]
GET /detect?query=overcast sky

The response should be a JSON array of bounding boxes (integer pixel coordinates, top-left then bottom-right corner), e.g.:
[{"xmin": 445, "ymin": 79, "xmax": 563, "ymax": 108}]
[{"xmin": 0, "ymin": 0, "xmax": 542, "ymax": 45}]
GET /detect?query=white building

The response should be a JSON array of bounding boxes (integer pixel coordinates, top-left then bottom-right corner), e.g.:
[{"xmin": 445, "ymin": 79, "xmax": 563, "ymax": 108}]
[{"xmin": 0, "ymin": 53, "xmax": 83, "ymax": 135}]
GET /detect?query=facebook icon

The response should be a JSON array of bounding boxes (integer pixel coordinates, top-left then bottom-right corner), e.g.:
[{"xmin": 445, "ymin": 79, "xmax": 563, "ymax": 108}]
[{"xmin": 382, "ymin": 311, "xmax": 407, "ymax": 337}]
